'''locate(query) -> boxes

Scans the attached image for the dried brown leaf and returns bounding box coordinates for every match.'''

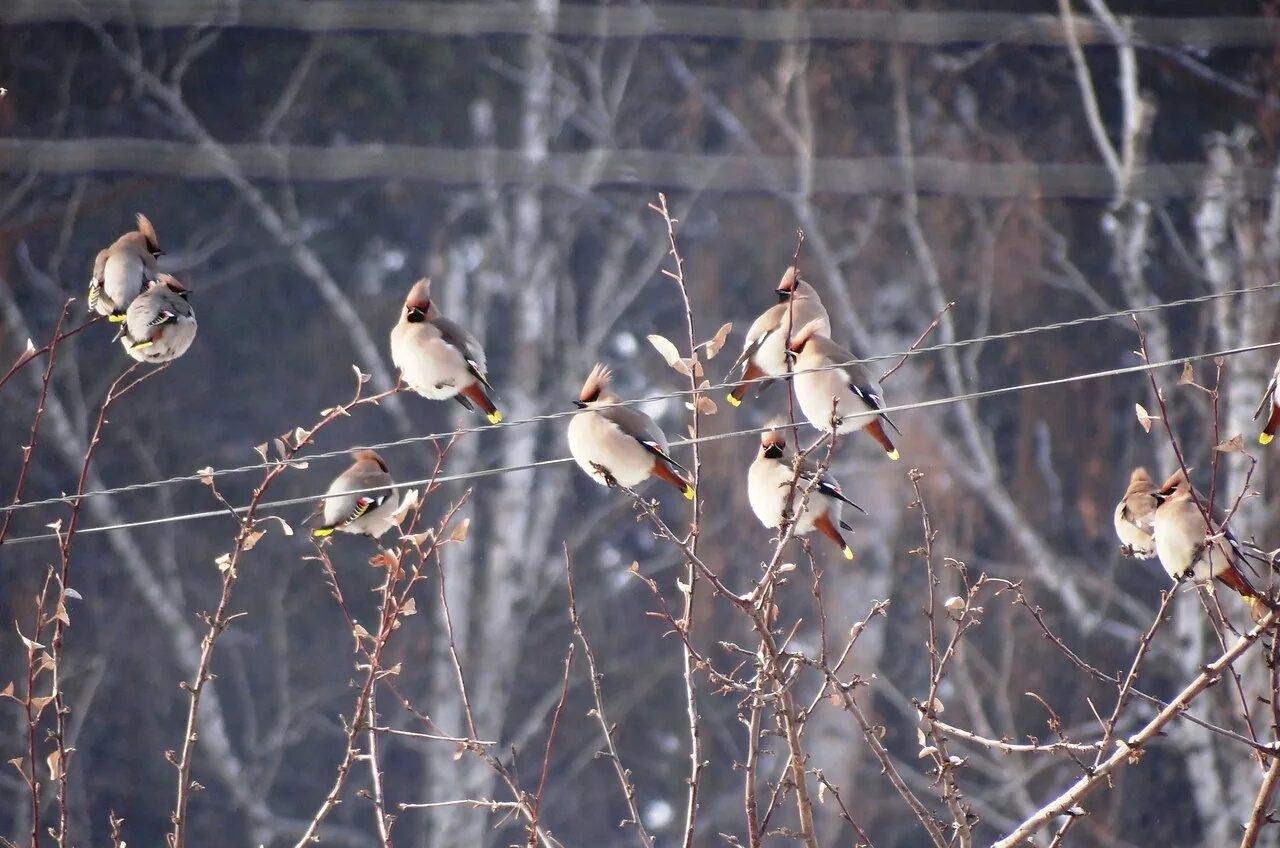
[704,322,732,360]
[1135,403,1156,434]
[448,517,471,543]
[647,334,682,367]
[1178,362,1195,385]
[1214,434,1244,454]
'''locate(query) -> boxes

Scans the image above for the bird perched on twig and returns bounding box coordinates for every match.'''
[309,450,398,539]
[567,364,692,499]
[1152,469,1271,619]
[725,266,830,408]
[787,319,900,460]
[89,213,161,322]
[1253,356,1280,445]
[390,278,502,424]
[119,274,197,363]
[748,424,864,560]
[1114,467,1158,559]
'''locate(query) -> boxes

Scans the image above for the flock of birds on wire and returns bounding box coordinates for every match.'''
[81,213,1280,620]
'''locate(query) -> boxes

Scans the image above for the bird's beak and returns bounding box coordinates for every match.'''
[572,400,587,409]
[776,290,790,303]
[153,250,164,257]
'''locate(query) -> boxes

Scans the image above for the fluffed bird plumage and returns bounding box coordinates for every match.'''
[726,267,830,408]
[89,213,161,322]
[390,278,502,424]
[747,424,864,560]
[567,364,692,498]
[309,450,399,539]
[120,274,197,363]
[788,320,900,459]
[1113,467,1158,559]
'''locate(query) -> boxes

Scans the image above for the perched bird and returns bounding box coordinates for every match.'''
[89,213,161,322]
[1151,469,1263,606]
[390,278,502,424]
[725,266,830,407]
[748,424,865,560]
[567,364,692,499]
[788,319,900,460]
[309,450,398,539]
[1253,356,1280,445]
[119,274,197,364]
[1113,467,1158,559]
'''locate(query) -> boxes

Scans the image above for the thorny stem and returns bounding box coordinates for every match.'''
[167,376,396,848]
[650,193,703,848]
[0,300,71,546]
[565,550,655,848]
[50,359,167,848]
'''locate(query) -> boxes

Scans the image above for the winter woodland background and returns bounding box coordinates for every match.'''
[2,1,1280,846]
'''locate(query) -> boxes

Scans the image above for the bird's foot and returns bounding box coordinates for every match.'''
[590,462,619,488]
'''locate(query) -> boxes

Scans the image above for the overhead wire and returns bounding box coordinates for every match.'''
[6,336,1280,547]
[3,280,1277,519]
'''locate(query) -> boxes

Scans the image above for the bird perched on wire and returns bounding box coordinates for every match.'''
[89,213,162,323]
[567,363,692,499]
[1114,467,1158,559]
[748,423,864,560]
[787,319,900,460]
[390,278,502,424]
[309,450,398,539]
[119,274,197,364]
[1253,356,1280,445]
[725,266,830,408]
[1152,469,1270,619]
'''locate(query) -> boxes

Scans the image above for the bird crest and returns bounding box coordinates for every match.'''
[352,449,389,473]
[157,273,188,294]
[775,266,800,296]
[579,363,613,403]
[135,213,161,255]
[787,318,825,352]
[404,278,432,311]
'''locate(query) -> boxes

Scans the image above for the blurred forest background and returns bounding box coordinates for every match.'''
[1,1,1280,846]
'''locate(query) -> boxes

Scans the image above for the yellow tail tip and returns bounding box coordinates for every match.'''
[311,527,335,538]
[683,485,695,500]
[842,546,854,561]
[130,340,154,350]
[1260,432,1273,446]
[487,411,503,425]
[886,449,900,461]
[725,393,741,408]
[108,314,127,324]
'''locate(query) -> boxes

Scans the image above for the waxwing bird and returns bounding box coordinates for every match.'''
[1253,356,1280,445]
[725,266,830,407]
[390,278,502,424]
[89,213,161,322]
[309,450,398,539]
[788,320,900,460]
[119,274,197,364]
[748,424,865,560]
[1151,470,1268,614]
[1113,467,1158,559]
[567,364,692,499]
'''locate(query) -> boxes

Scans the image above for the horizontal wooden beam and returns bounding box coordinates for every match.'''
[1,1,1277,49]
[2,137,1269,201]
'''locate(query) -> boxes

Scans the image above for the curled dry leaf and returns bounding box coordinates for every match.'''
[1134,403,1157,434]
[1178,361,1195,385]
[448,517,471,543]
[242,530,266,551]
[352,364,371,384]
[16,625,44,652]
[401,597,418,617]
[943,596,965,613]
[254,442,269,462]
[214,552,234,574]
[196,466,216,486]
[1213,434,1244,454]
[918,745,939,759]
[704,322,732,360]
[46,750,62,779]
[647,334,682,367]
[693,395,717,416]
[261,515,294,536]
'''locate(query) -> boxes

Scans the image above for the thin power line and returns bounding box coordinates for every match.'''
[6,338,1278,547]
[4,281,1276,518]
[4,281,1277,517]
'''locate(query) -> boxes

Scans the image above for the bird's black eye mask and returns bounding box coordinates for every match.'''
[764,444,785,459]
[406,306,427,323]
